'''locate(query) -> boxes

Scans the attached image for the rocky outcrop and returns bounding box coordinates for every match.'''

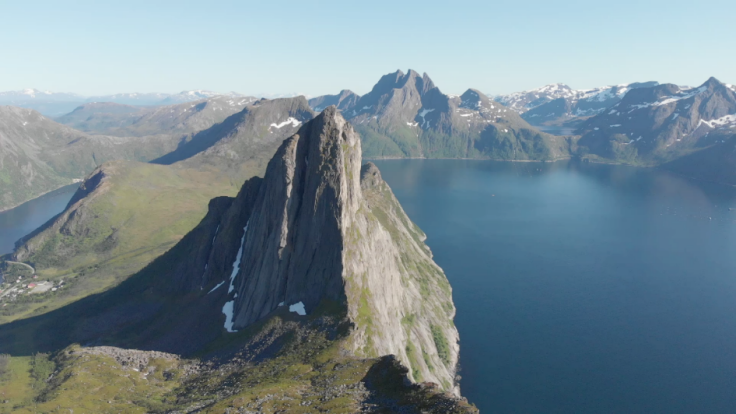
[203,106,461,392]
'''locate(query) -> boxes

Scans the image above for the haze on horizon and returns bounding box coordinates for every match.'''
[1,0,734,97]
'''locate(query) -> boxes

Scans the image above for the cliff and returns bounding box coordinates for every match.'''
[218,106,460,390]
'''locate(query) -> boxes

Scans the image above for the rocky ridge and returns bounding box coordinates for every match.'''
[0,106,183,211]
[576,77,736,164]
[332,69,571,160]
[192,106,461,391]
[308,89,360,112]
[155,96,316,181]
[56,95,257,137]
[520,82,659,126]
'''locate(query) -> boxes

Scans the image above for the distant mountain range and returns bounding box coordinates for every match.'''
[86,90,251,106]
[309,70,572,161]
[2,72,735,213]
[55,96,257,136]
[576,77,736,165]
[495,82,660,127]
[0,88,268,116]
[0,96,258,211]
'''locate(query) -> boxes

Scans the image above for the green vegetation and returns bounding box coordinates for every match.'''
[430,324,451,366]
[0,161,238,324]
[29,353,54,391]
[0,314,476,413]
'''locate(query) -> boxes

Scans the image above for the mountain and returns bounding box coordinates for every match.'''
[2,96,303,211]
[58,96,257,137]
[3,160,237,322]
[308,89,360,112]
[222,107,459,389]
[337,69,571,160]
[85,90,252,106]
[53,101,148,132]
[0,102,237,211]
[158,90,251,105]
[0,108,475,412]
[0,106,187,211]
[0,89,256,116]
[84,92,171,106]
[154,96,316,181]
[521,82,659,127]
[495,83,576,113]
[0,89,85,116]
[576,77,736,165]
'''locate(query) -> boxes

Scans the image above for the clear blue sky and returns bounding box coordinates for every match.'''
[1,0,734,96]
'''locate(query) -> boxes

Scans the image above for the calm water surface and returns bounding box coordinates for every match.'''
[373,159,736,414]
[0,184,79,256]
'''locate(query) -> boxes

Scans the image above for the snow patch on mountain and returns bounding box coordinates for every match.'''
[699,114,736,128]
[627,86,708,110]
[269,117,302,130]
[289,302,307,316]
[222,300,237,332]
[228,223,248,293]
[418,108,435,128]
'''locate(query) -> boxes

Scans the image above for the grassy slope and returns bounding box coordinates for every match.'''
[0,313,477,413]
[0,161,238,324]
[357,115,573,161]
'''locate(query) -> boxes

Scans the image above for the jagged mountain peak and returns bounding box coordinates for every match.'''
[368,69,436,97]
[189,106,462,390]
[459,88,491,109]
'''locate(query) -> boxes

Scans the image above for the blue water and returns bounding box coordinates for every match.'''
[373,159,736,414]
[0,184,79,256]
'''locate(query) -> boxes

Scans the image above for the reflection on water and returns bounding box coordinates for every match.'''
[0,184,79,256]
[373,159,736,414]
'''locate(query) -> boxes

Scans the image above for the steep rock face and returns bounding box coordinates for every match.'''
[230,109,359,326]
[209,107,461,391]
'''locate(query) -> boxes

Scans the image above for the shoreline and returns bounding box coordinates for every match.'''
[365,156,573,163]
[368,156,736,189]
[0,182,80,214]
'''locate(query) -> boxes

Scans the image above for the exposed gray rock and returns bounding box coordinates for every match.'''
[211,106,461,392]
